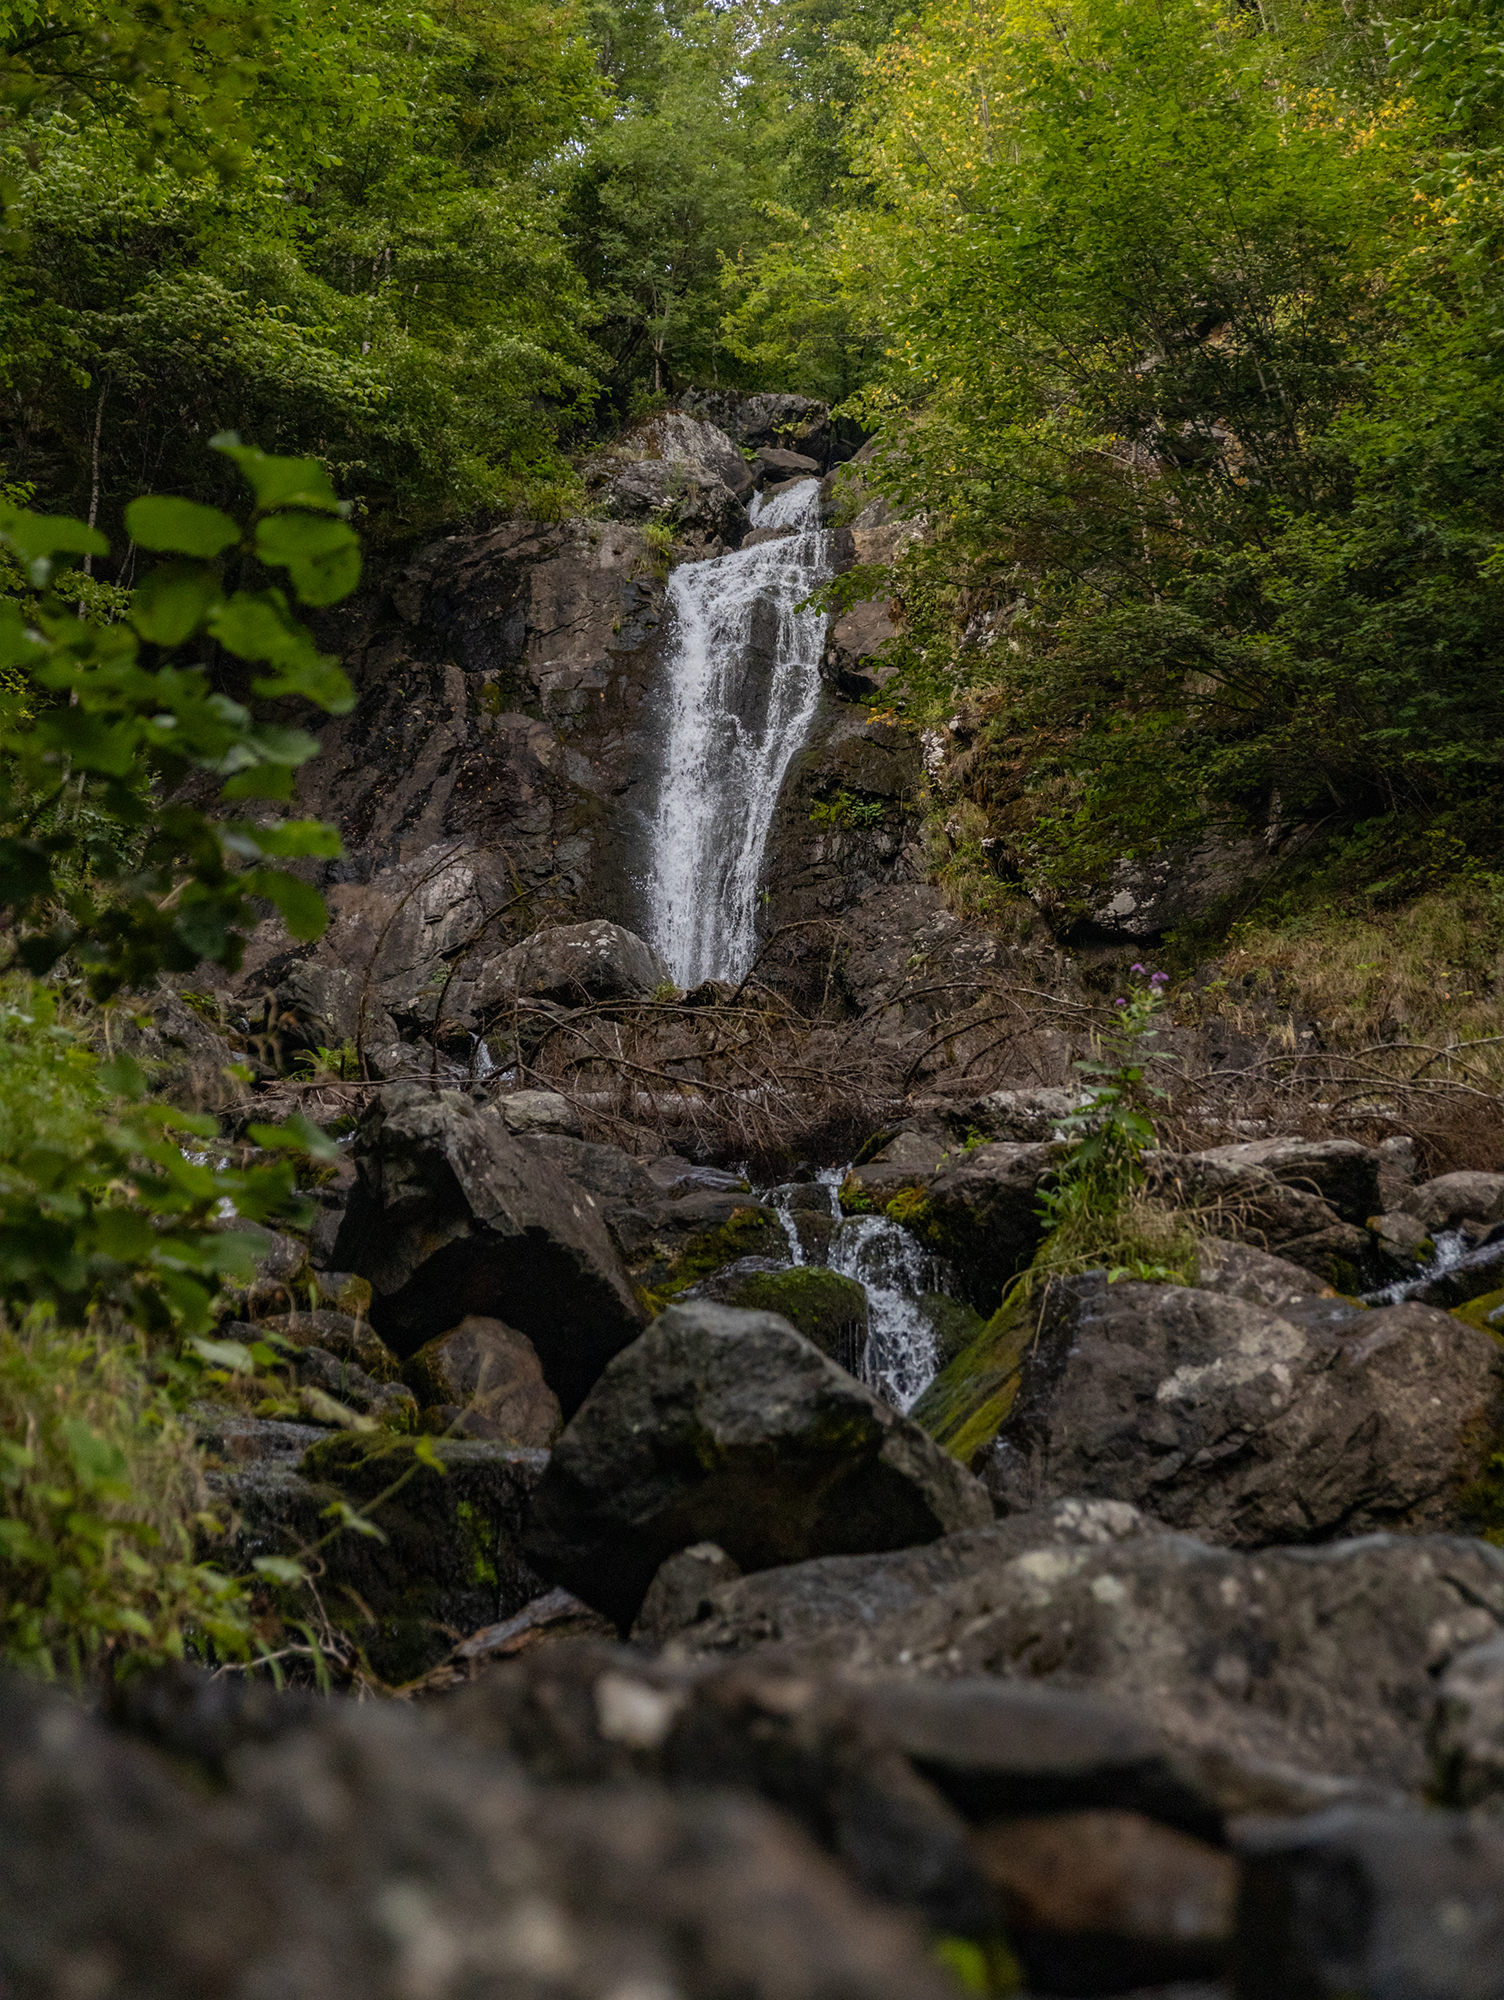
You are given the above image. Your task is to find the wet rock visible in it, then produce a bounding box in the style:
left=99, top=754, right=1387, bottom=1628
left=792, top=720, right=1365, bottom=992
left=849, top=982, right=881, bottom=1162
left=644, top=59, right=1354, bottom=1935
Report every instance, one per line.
left=910, top=1292, right=1036, bottom=1466
left=894, top=1141, right=1065, bottom=1309
left=221, top=1310, right=400, bottom=1382
left=294, top=1347, right=418, bottom=1429
left=634, top=1542, right=746, bottom=1646
left=1369, top=1209, right=1435, bottom=1262
left=1088, top=833, right=1310, bottom=943
left=755, top=446, right=822, bottom=483
left=219, top=1431, right=547, bottom=1682
left=1191, top=1238, right=1334, bottom=1312
left=1233, top=1806, right=1504, bottom=2000
left=821, top=594, right=899, bottom=699
left=1429, top=1631, right=1504, bottom=1810
left=334, top=1084, right=645, bottom=1412
left=220, top=1224, right=308, bottom=1318
left=985, top=1274, right=1504, bottom=1545
left=1410, top=1238, right=1504, bottom=1310
left=972, top=1809, right=1237, bottom=1994
left=403, top=1315, right=562, bottom=1448
left=476, top=919, right=669, bottom=1014
left=192, top=1407, right=327, bottom=1467
left=1193, top=1138, right=1381, bottom=1227
left=0, top=1673, right=957, bottom=2000
left=664, top=1512, right=1504, bottom=1803
left=522, top=1300, right=993, bottom=1630
left=1402, top=1169, right=1504, bottom=1233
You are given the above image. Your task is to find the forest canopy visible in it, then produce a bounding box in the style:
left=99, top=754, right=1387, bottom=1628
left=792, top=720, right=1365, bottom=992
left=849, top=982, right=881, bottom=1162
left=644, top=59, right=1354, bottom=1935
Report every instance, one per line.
left=4, top=0, right=1504, bottom=889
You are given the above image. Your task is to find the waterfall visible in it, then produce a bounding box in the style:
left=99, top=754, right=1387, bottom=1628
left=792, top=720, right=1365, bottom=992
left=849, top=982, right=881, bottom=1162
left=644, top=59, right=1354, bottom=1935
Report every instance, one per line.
left=644, top=479, right=831, bottom=986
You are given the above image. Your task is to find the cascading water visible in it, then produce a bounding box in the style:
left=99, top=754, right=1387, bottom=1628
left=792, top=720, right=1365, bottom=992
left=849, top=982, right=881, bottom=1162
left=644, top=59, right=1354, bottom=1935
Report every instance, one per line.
left=772, top=1170, right=943, bottom=1414
left=644, top=480, right=831, bottom=987
left=643, top=475, right=949, bottom=1411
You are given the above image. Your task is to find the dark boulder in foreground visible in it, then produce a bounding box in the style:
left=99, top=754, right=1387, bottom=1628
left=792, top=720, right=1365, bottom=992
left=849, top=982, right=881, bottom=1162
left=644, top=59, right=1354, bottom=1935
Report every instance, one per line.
left=0, top=1673, right=956, bottom=2000
left=985, top=1273, right=1504, bottom=1544
left=1235, top=1806, right=1504, bottom=2000
left=335, top=1084, right=645, bottom=1411
left=523, top=1301, right=993, bottom=1630
left=658, top=1506, right=1504, bottom=1807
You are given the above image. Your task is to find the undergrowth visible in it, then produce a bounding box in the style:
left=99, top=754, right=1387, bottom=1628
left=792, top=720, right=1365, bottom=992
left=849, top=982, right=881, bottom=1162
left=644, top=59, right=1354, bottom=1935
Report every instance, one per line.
left=1019, top=966, right=1197, bottom=1295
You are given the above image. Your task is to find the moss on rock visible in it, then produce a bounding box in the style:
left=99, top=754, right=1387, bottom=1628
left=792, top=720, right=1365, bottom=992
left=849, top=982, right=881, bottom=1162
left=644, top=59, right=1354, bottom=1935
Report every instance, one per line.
left=642, top=1205, right=784, bottom=1313
left=909, top=1292, right=1038, bottom=1466
left=713, top=1266, right=869, bottom=1363
left=1454, top=1288, right=1504, bottom=1345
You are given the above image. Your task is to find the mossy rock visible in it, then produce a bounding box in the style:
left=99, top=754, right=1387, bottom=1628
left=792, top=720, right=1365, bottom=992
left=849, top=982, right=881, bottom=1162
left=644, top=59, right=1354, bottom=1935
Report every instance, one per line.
left=713, top=1265, right=869, bottom=1365
left=1454, top=1288, right=1504, bottom=1345
left=643, top=1204, right=785, bottom=1311
left=913, top=1292, right=988, bottom=1372
left=909, top=1292, right=1038, bottom=1467
left=276, top=1433, right=545, bottom=1683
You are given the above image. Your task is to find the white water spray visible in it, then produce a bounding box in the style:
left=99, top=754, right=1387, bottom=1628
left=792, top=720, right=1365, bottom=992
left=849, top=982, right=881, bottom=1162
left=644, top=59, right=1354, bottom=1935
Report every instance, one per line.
left=644, top=480, right=830, bottom=986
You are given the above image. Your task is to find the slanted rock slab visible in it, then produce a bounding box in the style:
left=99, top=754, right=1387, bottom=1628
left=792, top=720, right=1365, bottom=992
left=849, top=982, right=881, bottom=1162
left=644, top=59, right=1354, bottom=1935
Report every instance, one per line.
left=522, top=1300, right=993, bottom=1629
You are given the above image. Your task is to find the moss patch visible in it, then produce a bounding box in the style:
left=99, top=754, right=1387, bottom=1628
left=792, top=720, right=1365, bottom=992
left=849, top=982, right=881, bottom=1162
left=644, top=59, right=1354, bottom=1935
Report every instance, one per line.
left=910, top=1293, right=1038, bottom=1465
left=1454, top=1288, right=1504, bottom=1345
left=639, top=1204, right=784, bottom=1315
left=715, top=1265, right=868, bottom=1361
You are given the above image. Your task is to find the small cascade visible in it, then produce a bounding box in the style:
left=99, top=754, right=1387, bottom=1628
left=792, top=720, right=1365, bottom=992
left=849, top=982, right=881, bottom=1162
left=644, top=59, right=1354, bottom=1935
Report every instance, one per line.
left=1362, top=1226, right=1471, bottom=1306
left=768, top=1168, right=944, bottom=1415
left=644, top=480, right=831, bottom=987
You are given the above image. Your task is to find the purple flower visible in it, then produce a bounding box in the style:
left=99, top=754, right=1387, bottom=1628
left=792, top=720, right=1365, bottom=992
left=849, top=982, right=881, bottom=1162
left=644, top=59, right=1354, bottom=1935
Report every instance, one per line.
left=1114, top=997, right=1127, bottom=1008
left=1150, top=971, right=1169, bottom=985
left=1130, top=962, right=1147, bottom=974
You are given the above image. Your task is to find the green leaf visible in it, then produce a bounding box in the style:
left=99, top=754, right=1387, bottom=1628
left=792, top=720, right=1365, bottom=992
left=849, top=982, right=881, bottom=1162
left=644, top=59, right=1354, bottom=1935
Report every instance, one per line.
left=96, top=1053, right=147, bottom=1100
left=188, top=1336, right=256, bottom=1373
left=35, top=708, right=137, bottom=777
left=212, top=436, right=341, bottom=515
left=255, top=513, right=361, bottom=607
left=124, top=497, right=241, bottom=558
left=131, top=560, right=224, bottom=646
left=0, top=507, right=107, bottom=562
left=0, top=837, right=54, bottom=906
left=245, top=1112, right=338, bottom=1160
left=252, top=1555, right=310, bottom=1585
left=224, top=818, right=344, bottom=861
left=246, top=868, right=328, bottom=941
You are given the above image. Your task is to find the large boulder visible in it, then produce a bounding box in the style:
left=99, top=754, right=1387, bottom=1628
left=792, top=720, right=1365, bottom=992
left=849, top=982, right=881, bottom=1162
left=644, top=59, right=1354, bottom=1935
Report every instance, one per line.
left=333, top=1085, right=646, bottom=1410
left=660, top=1511, right=1504, bottom=1805
left=475, top=919, right=669, bottom=1015
left=985, top=1274, right=1504, bottom=1544
left=883, top=1141, right=1064, bottom=1308
left=0, top=1673, right=958, bottom=2000
left=1402, top=1169, right=1504, bottom=1233
left=523, top=1301, right=993, bottom=1630
left=1193, top=1137, right=1382, bottom=1226
left=1151, top=1150, right=1372, bottom=1286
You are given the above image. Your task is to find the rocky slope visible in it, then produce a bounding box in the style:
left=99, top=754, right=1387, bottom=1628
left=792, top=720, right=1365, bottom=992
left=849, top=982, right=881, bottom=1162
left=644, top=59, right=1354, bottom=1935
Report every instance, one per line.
left=19, top=393, right=1504, bottom=1999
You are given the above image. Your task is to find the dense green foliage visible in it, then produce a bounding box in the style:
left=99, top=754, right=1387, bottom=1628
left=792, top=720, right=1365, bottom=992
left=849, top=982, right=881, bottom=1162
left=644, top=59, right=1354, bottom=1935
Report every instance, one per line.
left=753, top=0, right=1504, bottom=910
left=0, top=443, right=359, bottom=1680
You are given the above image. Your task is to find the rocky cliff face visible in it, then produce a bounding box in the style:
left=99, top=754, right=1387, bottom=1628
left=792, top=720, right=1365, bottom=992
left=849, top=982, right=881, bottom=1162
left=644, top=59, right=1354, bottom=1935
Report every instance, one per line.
left=224, top=396, right=938, bottom=1048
